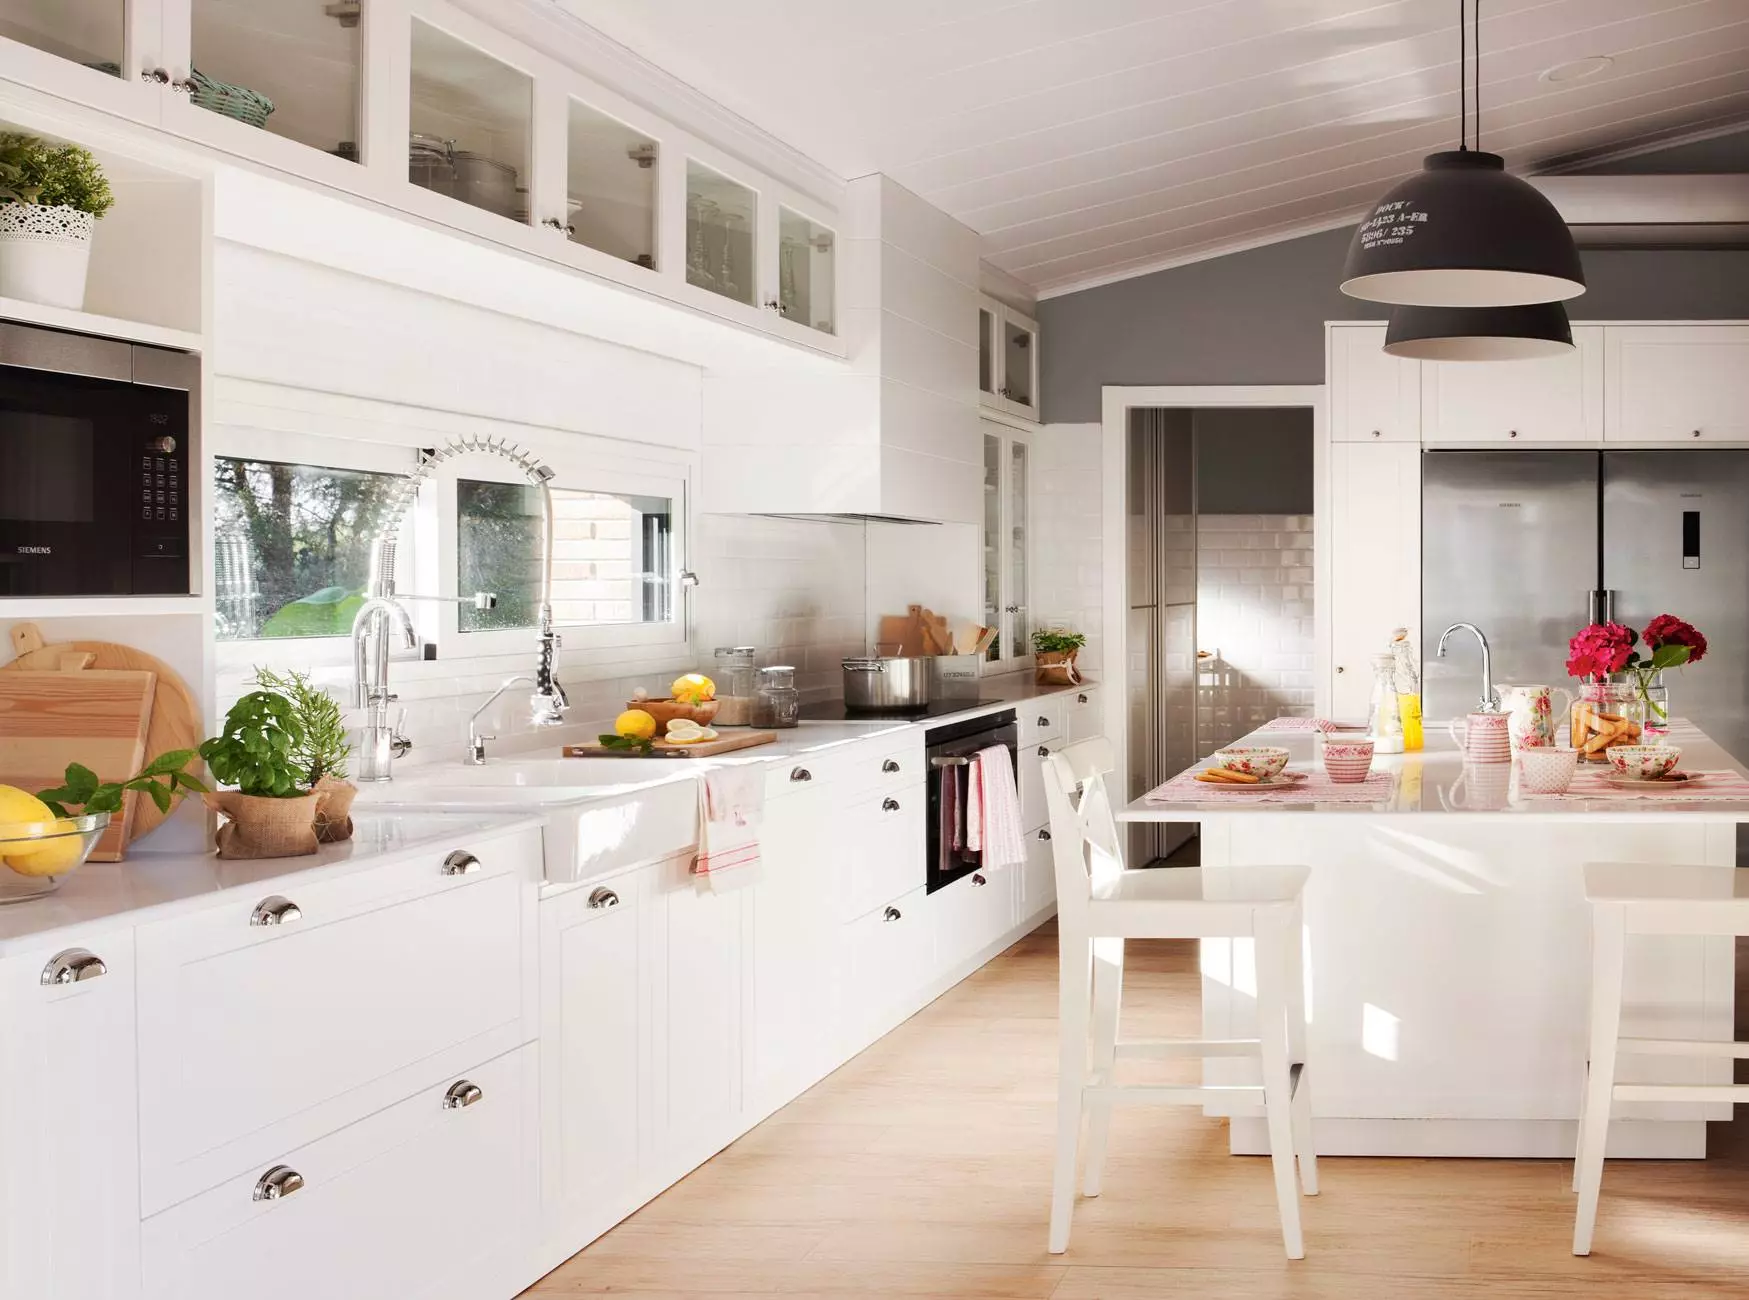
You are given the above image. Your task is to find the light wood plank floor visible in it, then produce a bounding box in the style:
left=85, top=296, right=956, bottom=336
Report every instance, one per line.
left=525, top=922, right=1749, bottom=1298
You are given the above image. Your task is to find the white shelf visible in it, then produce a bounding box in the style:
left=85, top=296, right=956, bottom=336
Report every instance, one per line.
left=0, top=296, right=202, bottom=353
left=0, top=596, right=208, bottom=620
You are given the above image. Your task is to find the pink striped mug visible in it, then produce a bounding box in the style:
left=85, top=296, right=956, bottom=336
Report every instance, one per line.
left=1448, top=710, right=1511, bottom=764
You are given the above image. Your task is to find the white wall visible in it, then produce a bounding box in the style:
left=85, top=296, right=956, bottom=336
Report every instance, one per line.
left=1031, top=422, right=1104, bottom=676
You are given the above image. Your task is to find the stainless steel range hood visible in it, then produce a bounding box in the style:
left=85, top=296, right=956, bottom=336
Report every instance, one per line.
left=1530, top=174, right=1749, bottom=248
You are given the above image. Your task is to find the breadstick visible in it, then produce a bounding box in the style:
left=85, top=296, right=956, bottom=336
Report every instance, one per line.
left=1198, top=769, right=1261, bottom=785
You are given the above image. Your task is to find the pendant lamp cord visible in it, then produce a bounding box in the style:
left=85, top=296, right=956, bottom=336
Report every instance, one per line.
left=1473, top=0, right=1482, bottom=150
left=1458, top=0, right=1467, bottom=151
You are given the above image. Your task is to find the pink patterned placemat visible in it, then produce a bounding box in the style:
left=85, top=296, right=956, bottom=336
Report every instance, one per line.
left=1256, top=717, right=1367, bottom=733
left=1143, top=766, right=1396, bottom=805
left=1529, top=768, right=1749, bottom=802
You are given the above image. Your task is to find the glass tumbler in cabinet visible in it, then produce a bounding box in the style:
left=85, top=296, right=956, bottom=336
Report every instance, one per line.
left=0, top=1, right=122, bottom=76
left=776, top=207, right=835, bottom=334
left=686, top=161, right=756, bottom=306
left=565, top=98, right=657, bottom=268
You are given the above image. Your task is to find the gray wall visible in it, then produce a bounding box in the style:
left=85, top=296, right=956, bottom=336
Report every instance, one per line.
left=1038, top=127, right=1749, bottom=424
left=1194, top=408, right=1313, bottom=515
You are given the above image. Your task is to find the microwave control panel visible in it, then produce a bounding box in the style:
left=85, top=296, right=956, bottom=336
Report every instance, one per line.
left=137, top=435, right=182, bottom=528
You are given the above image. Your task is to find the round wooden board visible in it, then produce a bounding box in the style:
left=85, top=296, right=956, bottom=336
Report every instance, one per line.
left=1, top=636, right=204, bottom=839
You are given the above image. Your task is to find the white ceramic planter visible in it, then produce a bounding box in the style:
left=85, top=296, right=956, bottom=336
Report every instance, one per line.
left=0, top=204, right=94, bottom=309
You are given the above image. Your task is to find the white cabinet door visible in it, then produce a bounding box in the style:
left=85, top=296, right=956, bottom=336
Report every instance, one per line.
left=1605, top=325, right=1749, bottom=442
left=844, top=885, right=932, bottom=1044
left=540, top=872, right=645, bottom=1247
left=931, top=861, right=1018, bottom=977
left=1328, top=324, right=1420, bottom=442
left=1328, top=440, right=1420, bottom=720
left=748, top=783, right=842, bottom=1113
left=651, top=856, right=742, bottom=1174
left=0, top=933, right=140, bottom=1300
left=1065, top=688, right=1101, bottom=743
left=1421, top=326, right=1604, bottom=443
left=0, top=0, right=170, bottom=124
left=840, top=783, right=926, bottom=923
left=1018, top=737, right=1057, bottom=832
left=1022, top=826, right=1056, bottom=918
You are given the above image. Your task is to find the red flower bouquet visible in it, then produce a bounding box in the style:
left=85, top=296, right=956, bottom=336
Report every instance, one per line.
left=1643, top=614, right=1707, bottom=666
left=1565, top=622, right=1637, bottom=679
left=1567, top=614, right=1707, bottom=746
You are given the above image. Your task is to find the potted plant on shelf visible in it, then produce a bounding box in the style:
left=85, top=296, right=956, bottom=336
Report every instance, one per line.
left=1565, top=614, right=1706, bottom=759
left=199, top=689, right=323, bottom=859
left=0, top=132, right=115, bottom=310
left=254, top=668, right=356, bottom=843
left=1032, top=628, right=1088, bottom=686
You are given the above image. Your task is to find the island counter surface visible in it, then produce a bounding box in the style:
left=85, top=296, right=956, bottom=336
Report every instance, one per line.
left=1116, top=721, right=1745, bottom=1160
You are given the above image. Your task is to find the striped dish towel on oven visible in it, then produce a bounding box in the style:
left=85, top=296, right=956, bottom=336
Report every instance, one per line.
left=968, top=744, right=1025, bottom=871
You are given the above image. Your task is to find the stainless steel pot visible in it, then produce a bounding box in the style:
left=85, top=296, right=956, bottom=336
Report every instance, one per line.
left=842, top=656, right=933, bottom=711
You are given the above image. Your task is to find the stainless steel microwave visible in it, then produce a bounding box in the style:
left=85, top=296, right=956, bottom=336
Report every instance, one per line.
left=0, top=321, right=196, bottom=597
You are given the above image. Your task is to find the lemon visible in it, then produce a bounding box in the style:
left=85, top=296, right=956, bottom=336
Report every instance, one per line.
left=671, top=673, right=716, bottom=704
left=4, top=821, right=84, bottom=877
left=614, top=708, right=658, bottom=741
left=0, top=784, right=57, bottom=861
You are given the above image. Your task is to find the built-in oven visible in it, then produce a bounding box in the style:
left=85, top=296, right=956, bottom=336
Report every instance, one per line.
left=925, top=708, right=1018, bottom=893
left=0, top=321, right=196, bottom=598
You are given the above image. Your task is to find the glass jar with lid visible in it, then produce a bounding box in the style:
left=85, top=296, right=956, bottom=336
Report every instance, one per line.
left=1367, top=652, right=1405, bottom=754
left=712, top=646, right=758, bottom=726
left=754, top=665, right=800, bottom=729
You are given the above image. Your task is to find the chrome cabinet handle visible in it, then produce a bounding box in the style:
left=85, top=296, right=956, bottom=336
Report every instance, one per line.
left=250, top=896, right=302, bottom=927
left=1370, top=429, right=1381, bottom=438
left=1336, top=666, right=1346, bottom=674
left=1038, top=829, right=1052, bottom=841
left=883, top=906, right=901, bottom=922
left=40, top=949, right=106, bottom=986
left=1037, top=716, right=1050, bottom=727
left=170, top=77, right=196, bottom=95
left=141, top=67, right=170, bottom=84
left=882, top=797, right=901, bottom=812
left=882, top=759, right=901, bottom=773
left=1693, top=429, right=1703, bottom=438
left=790, top=767, right=812, bottom=782
left=253, top=1166, right=304, bottom=1202
left=972, top=873, right=988, bottom=887
left=443, top=1080, right=484, bottom=1110
left=587, top=887, right=620, bottom=909
left=441, top=850, right=481, bottom=877
left=1508, top=430, right=1518, bottom=438
left=1037, top=746, right=1050, bottom=758
left=1076, top=693, right=1089, bottom=704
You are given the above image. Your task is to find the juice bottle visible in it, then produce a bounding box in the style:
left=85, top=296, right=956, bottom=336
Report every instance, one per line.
left=1391, top=627, right=1424, bottom=751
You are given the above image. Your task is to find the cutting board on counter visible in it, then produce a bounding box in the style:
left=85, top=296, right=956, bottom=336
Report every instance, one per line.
left=0, top=669, right=157, bottom=860
left=563, top=730, right=779, bottom=759
left=2, top=622, right=204, bottom=843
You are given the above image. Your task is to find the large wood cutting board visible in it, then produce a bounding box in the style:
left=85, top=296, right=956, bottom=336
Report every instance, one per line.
left=2, top=623, right=203, bottom=843
left=0, top=670, right=157, bottom=860
left=563, top=730, right=778, bottom=759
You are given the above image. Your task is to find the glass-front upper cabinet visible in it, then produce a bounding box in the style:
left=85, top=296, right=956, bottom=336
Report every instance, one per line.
left=982, top=421, right=1032, bottom=670
left=776, top=206, right=835, bottom=336
left=186, top=0, right=360, bottom=159
left=408, top=16, right=532, bottom=225
left=685, top=160, right=756, bottom=307
left=979, top=293, right=1042, bottom=424
left=566, top=99, right=656, bottom=270
left=0, top=0, right=171, bottom=122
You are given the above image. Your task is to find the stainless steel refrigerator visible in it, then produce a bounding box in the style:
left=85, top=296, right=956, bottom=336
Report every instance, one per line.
left=1423, top=450, right=1749, bottom=765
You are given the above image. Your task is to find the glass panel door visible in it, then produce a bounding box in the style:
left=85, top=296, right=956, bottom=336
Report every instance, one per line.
left=1009, top=439, right=1031, bottom=654
left=190, top=0, right=360, bottom=158
left=1002, top=317, right=1035, bottom=410
left=983, top=432, right=1001, bottom=661
left=566, top=99, right=656, bottom=269
left=409, top=18, right=532, bottom=223
left=0, top=1, right=124, bottom=74
left=777, top=206, right=834, bottom=335
left=978, top=307, right=996, bottom=396
left=685, top=160, right=755, bottom=307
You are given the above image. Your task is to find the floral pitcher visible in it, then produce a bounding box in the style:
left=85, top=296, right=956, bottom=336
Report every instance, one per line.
left=1496, top=683, right=1572, bottom=750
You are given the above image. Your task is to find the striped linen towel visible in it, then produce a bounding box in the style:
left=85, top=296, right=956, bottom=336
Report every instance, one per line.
left=1257, top=716, right=1367, bottom=733
left=691, top=765, right=764, bottom=892
left=968, top=744, right=1026, bottom=871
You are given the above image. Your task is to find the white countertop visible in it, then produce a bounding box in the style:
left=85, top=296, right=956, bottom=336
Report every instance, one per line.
left=0, top=810, right=541, bottom=956
left=1120, top=720, right=1749, bottom=822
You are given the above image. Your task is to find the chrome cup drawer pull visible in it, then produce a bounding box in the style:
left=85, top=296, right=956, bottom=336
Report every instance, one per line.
left=249, top=896, right=302, bottom=927
left=441, top=850, right=481, bottom=877
left=882, top=797, right=901, bottom=812
left=790, top=767, right=812, bottom=782
left=253, top=1166, right=304, bottom=1202
left=40, top=948, right=106, bottom=986
left=1037, top=715, right=1050, bottom=727
left=587, top=887, right=620, bottom=910
left=882, top=759, right=901, bottom=773
left=443, top=1080, right=484, bottom=1110
left=972, top=873, right=988, bottom=887
left=1038, top=829, right=1052, bottom=841
left=883, top=906, right=901, bottom=922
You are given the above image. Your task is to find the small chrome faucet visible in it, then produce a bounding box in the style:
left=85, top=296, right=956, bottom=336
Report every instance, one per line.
left=467, top=675, right=540, bottom=765
left=1436, top=622, right=1497, bottom=713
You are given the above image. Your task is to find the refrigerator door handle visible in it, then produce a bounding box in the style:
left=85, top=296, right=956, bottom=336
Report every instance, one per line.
left=1588, top=590, right=1617, bottom=626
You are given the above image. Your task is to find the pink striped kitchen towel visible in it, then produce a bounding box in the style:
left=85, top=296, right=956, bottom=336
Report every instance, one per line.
left=971, top=744, right=1025, bottom=870
left=692, top=764, right=764, bottom=891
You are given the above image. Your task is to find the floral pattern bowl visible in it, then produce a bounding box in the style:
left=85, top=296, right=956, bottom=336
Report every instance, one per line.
left=1213, top=746, right=1291, bottom=779
left=1605, top=744, right=1683, bottom=781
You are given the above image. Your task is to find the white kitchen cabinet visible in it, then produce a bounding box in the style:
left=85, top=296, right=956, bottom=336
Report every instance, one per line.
left=1065, top=687, right=1101, bottom=743
left=0, top=0, right=171, bottom=125
left=1017, top=735, right=1058, bottom=832
left=1328, top=324, right=1420, bottom=442
left=141, top=1045, right=536, bottom=1300
left=540, top=869, right=647, bottom=1248
left=1421, top=326, right=1604, bottom=443
left=845, top=884, right=932, bottom=1041
left=838, top=782, right=926, bottom=924
left=0, top=932, right=140, bottom=1300
left=1328, top=439, right=1420, bottom=720
left=979, top=294, right=1040, bottom=423
left=931, top=859, right=1019, bottom=975
left=1022, top=826, right=1056, bottom=919
left=1605, top=325, right=1749, bottom=442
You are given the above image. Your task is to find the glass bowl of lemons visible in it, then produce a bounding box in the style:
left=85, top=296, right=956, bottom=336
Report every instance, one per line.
left=0, top=784, right=111, bottom=898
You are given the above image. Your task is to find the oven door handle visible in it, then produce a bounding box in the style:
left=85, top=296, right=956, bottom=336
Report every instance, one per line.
left=930, top=756, right=971, bottom=768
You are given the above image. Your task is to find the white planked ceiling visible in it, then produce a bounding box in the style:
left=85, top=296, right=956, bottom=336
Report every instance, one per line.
left=553, top=0, right=1749, bottom=296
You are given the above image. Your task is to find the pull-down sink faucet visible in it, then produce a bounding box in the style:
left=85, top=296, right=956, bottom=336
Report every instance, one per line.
left=1436, top=622, right=1498, bottom=714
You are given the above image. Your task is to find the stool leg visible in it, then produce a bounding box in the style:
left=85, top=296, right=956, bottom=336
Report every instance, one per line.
left=1256, top=911, right=1306, bottom=1260
left=1284, top=904, right=1318, bottom=1196
left=1574, top=904, right=1626, bottom=1256
left=1049, top=931, right=1092, bottom=1254
left=1082, top=936, right=1124, bottom=1197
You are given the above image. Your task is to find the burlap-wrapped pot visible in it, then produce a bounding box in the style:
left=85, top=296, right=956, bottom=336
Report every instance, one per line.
left=205, top=790, right=321, bottom=860
left=313, top=776, right=358, bottom=844
left=1035, top=648, right=1083, bottom=687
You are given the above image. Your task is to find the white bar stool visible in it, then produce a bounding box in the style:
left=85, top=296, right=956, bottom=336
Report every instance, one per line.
left=1042, top=739, right=1317, bottom=1260
left=1573, top=862, right=1749, bottom=1256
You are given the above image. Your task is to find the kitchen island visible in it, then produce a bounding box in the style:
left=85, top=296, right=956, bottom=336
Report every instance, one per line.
left=1119, top=721, right=1747, bottom=1159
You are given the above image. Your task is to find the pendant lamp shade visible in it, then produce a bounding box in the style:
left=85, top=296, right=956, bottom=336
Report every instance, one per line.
left=1384, top=302, right=1574, bottom=361
left=1341, top=151, right=1586, bottom=307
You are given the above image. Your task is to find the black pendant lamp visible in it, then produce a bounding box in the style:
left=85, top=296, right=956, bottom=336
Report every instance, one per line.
left=1383, top=302, right=1573, bottom=361
left=1340, top=1, right=1584, bottom=307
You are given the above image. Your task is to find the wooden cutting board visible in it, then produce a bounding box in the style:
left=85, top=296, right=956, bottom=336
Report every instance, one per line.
left=2, top=623, right=204, bottom=843
left=563, top=730, right=779, bottom=759
left=0, top=669, right=157, bottom=860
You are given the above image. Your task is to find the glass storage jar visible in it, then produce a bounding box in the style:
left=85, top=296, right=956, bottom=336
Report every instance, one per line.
left=712, top=646, right=758, bottom=727
left=754, top=665, right=800, bottom=729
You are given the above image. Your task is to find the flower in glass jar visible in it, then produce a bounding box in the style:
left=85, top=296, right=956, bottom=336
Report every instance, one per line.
left=1565, top=622, right=1637, bottom=679
left=1643, top=614, right=1707, bottom=667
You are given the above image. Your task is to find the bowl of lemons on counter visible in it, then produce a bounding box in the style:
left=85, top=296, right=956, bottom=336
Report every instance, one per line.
left=0, top=783, right=110, bottom=893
